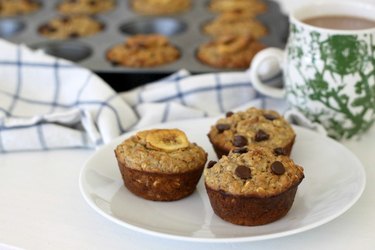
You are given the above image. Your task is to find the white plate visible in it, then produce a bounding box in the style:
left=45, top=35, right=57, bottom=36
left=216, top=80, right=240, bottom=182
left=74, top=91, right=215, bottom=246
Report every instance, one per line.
left=79, top=118, right=366, bottom=243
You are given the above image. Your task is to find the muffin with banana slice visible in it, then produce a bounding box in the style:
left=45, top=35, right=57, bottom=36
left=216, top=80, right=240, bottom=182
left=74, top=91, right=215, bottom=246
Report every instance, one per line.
left=115, top=129, right=207, bottom=201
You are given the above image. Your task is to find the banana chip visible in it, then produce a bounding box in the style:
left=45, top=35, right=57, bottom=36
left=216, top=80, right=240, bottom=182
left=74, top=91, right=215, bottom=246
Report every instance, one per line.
left=145, top=129, right=189, bottom=152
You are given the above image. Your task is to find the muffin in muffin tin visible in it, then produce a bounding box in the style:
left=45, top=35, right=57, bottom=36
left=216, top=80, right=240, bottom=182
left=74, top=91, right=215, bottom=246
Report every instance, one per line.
left=38, top=15, right=104, bottom=39
left=197, top=35, right=265, bottom=69
left=57, top=0, right=115, bottom=15
left=131, top=0, right=191, bottom=15
left=208, top=0, right=267, bottom=15
left=203, top=11, right=268, bottom=38
left=106, top=34, right=180, bottom=67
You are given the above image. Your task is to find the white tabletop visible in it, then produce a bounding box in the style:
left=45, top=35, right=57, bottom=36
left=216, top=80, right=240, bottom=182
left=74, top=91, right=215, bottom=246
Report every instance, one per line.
left=1, top=1, right=375, bottom=249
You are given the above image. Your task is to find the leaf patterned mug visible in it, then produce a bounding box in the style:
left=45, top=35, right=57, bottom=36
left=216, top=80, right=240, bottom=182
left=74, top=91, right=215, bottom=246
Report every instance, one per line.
left=249, top=1, right=375, bottom=139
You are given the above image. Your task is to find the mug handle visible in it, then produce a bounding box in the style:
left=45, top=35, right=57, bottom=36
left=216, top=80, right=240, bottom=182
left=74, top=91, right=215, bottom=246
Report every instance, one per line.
left=249, top=48, right=285, bottom=98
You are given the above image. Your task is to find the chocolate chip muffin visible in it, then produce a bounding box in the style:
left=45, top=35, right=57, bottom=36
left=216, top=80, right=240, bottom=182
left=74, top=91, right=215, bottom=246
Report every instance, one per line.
left=0, top=0, right=40, bottom=17
left=131, top=0, right=191, bottom=15
left=204, top=145, right=304, bottom=226
left=57, top=0, right=115, bottom=15
left=197, top=35, right=265, bottom=69
left=115, top=129, right=207, bottom=201
left=38, top=15, right=104, bottom=40
left=106, top=34, right=180, bottom=67
left=203, top=11, right=268, bottom=38
left=208, top=107, right=296, bottom=158
left=208, top=0, right=267, bottom=15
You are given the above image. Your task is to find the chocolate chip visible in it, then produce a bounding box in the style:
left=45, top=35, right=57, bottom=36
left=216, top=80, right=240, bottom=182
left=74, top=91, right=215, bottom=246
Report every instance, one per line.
left=271, top=161, right=285, bottom=175
left=264, top=113, right=277, bottom=121
left=69, top=32, right=79, bottom=38
left=216, top=123, right=230, bottom=133
left=88, top=0, right=97, bottom=6
left=60, top=16, right=71, bottom=23
left=274, top=147, right=287, bottom=156
left=207, top=160, right=217, bottom=169
left=39, top=24, right=57, bottom=33
left=226, top=111, right=234, bottom=117
left=235, top=165, right=251, bottom=179
left=232, top=147, right=248, bottom=154
left=232, top=135, right=247, bottom=147
left=254, top=130, right=269, bottom=142
left=111, top=61, right=120, bottom=66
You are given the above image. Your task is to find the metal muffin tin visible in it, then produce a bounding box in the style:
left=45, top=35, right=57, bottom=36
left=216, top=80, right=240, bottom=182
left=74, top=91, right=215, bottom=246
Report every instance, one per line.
left=0, top=0, right=288, bottom=74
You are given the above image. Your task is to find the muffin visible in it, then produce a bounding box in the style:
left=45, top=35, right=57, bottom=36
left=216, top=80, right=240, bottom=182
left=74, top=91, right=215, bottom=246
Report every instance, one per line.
left=38, top=15, right=104, bottom=39
left=57, top=0, right=115, bottom=15
left=208, top=0, right=267, bottom=15
left=0, top=0, right=40, bottom=17
left=197, top=35, right=265, bottom=69
left=131, top=0, right=191, bottom=15
left=208, top=107, right=296, bottom=158
left=106, top=34, right=180, bottom=67
left=114, top=129, right=207, bottom=201
left=204, top=145, right=304, bottom=226
left=203, top=11, right=268, bottom=38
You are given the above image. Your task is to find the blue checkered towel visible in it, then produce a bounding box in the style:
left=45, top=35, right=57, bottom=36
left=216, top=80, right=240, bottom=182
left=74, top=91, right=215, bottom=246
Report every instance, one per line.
left=0, top=39, right=325, bottom=153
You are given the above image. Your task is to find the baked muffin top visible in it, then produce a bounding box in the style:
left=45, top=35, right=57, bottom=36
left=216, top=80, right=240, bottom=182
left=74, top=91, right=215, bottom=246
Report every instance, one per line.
left=0, top=0, right=40, bottom=17
left=106, top=34, right=180, bottom=67
left=115, top=129, right=207, bottom=174
left=204, top=145, right=304, bottom=197
left=131, top=0, right=191, bottom=15
left=208, top=0, right=267, bottom=15
left=208, top=107, right=295, bottom=153
left=38, top=15, right=104, bottom=39
left=197, top=35, right=265, bottom=69
left=203, top=11, right=268, bottom=38
left=57, top=0, right=115, bottom=15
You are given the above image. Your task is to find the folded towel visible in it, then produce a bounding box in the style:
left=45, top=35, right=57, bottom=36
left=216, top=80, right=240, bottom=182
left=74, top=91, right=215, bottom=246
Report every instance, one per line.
left=0, top=39, right=325, bottom=153
left=0, top=39, right=137, bottom=152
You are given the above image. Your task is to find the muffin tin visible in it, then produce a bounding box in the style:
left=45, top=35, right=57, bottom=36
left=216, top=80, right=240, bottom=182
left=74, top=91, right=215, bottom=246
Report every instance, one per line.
left=0, top=0, right=288, bottom=74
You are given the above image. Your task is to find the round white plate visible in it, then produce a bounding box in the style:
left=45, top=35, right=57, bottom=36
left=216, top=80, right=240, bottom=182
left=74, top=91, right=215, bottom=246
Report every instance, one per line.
left=79, top=118, right=366, bottom=243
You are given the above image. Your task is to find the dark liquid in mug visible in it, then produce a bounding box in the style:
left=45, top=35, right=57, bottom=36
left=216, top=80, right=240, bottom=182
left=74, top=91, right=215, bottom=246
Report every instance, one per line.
left=302, top=15, right=375, bottom=30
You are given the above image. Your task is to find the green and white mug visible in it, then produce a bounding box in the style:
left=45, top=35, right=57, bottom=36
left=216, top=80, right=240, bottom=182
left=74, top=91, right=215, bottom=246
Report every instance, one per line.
left=249, top=1, right=375, bottom=139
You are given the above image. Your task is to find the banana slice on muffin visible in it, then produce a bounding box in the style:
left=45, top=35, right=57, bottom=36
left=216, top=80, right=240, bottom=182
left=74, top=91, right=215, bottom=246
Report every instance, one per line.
left=144, top=129, right=189, bottom=152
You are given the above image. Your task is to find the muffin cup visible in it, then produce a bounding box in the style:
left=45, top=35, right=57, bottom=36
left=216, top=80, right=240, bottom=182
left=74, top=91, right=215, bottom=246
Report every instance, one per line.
left=116, top=159, right=205, bottom=201
left=205, top=181, right=302, bottom=226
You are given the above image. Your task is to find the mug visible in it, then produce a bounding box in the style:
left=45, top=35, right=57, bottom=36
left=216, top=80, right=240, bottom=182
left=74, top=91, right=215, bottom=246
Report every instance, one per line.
left=249, top=1, right=375, bottom=139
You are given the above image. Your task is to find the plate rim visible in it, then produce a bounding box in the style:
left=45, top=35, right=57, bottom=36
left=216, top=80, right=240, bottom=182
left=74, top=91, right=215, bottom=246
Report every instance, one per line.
left=79, top=117, right=366, bottom=243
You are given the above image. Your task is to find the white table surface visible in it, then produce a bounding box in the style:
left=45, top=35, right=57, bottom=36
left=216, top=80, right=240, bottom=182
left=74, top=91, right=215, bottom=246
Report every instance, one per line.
left=1, top=0, right=375, bottom=249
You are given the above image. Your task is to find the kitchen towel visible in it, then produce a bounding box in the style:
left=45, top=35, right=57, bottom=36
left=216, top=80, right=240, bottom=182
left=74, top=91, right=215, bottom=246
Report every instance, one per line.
left=0, top=39, right=324, bottom=153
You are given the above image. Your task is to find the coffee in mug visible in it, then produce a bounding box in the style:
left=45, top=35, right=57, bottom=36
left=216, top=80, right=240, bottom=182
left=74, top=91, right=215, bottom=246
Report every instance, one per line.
left=249, top=1, right=375, bottom=139
left=303, top=15, right=375, bottom=30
